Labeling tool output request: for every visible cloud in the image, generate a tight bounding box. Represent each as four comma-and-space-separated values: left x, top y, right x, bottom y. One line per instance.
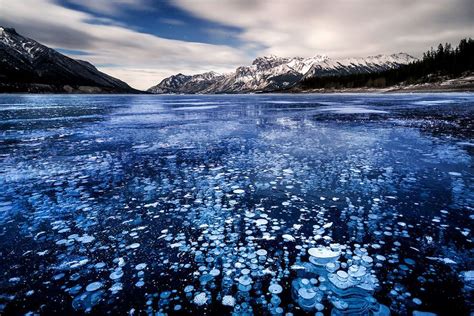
174, 0, 474, 58
1, 0, 473, 89
66, 0, 152, 16
0, 0, 250, 89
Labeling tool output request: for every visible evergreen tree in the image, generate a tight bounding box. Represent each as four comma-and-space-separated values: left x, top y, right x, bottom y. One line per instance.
300, 38, 474, 90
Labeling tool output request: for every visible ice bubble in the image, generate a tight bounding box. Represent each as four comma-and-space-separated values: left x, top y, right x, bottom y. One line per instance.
256, 249, 267, 256
323, 222, 333, 229
94, 262, 106, 269
268, 284, 283, 294
222, 295, 236, 306
376, 255, 386, 261
348, 265, 367, 278
109, 283, 123, 293
193, 292, 208, 306
361, 255, 373, 266
86, 281, 103, 292
298, 287, 317, 300
238, 275, 253, 286
461, 270, 474, 283
135, 263, 147, 270
128, 243, 140, 249
308, 247, 340, 265
426, 256, 457, 265
199, 274, 213, 284
328, 270, 355, 289
255, 219, 268, 226
325, 262, 338, 273
77, 235, 95, 244
282, 234, 295, 242
116, 257, 125, 267
233, 189, 245, 194
110, 268, 124, 280
336, 270, 348, 279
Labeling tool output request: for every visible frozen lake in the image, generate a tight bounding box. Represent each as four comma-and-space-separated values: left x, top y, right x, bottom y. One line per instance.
0, 93, 473, 315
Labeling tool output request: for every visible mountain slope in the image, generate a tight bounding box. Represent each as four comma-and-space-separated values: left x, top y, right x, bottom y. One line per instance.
297, 38, 474, 92
0, 27, 139, 93
148, 53, 416, 94
302, 53, 416, 78
148, 71, 224, 94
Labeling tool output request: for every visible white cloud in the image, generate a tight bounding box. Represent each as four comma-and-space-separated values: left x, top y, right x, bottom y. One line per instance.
0, 0, 250, 89
1, 0, 473, 89
174, 0, 474, 58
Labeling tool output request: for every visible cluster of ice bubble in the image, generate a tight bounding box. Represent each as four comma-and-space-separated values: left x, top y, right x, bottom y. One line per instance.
1, 96, 473, 315
292, 243, 390, 315
178, 200, 292, 316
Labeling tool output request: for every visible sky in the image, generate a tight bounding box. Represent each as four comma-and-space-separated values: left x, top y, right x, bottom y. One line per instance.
1, 0, 473, 89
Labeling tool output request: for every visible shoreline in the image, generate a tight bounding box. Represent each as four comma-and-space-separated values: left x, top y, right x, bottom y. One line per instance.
1, 79, 473, 95
1, 89, 473, 95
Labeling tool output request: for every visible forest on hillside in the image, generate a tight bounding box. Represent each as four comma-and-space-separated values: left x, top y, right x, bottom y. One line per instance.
299, 38, 474, 90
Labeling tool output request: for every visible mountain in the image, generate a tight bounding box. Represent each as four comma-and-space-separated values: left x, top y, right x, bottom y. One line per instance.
148, 71, 224, 94
0, 27, 139, 93
147, 53, 416, 94
297, 38, 474, 92
301, 53, 416, 78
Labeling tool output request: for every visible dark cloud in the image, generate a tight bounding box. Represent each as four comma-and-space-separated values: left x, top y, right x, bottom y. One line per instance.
4, 20, 97, 49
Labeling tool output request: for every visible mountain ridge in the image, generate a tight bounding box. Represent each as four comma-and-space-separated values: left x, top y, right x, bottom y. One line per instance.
148, 53, 416, 94
0, 27, 140, 93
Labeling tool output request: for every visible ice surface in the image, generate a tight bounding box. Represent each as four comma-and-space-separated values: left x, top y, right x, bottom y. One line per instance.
173, 105, 219, 111
0, 93, 472, 315
318, 106, 389, 114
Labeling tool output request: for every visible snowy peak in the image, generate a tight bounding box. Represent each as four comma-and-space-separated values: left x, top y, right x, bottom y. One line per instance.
303, 53, 417, 79
148, 52, 417, 94
147, 71, 225, 94
0, 27, 19, 36
193, 71, 222, 81
252, 55, 292, 70
251, 54, 329, 74
0, 26, 50, 60
0, 27, 136, 93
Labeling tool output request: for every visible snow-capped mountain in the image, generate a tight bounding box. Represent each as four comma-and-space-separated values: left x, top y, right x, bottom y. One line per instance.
302, 53, 416, 79
148, 74, 192, 94
148, 71, 224, 94
148, 53, 416, 94
0, 27, 137, 93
